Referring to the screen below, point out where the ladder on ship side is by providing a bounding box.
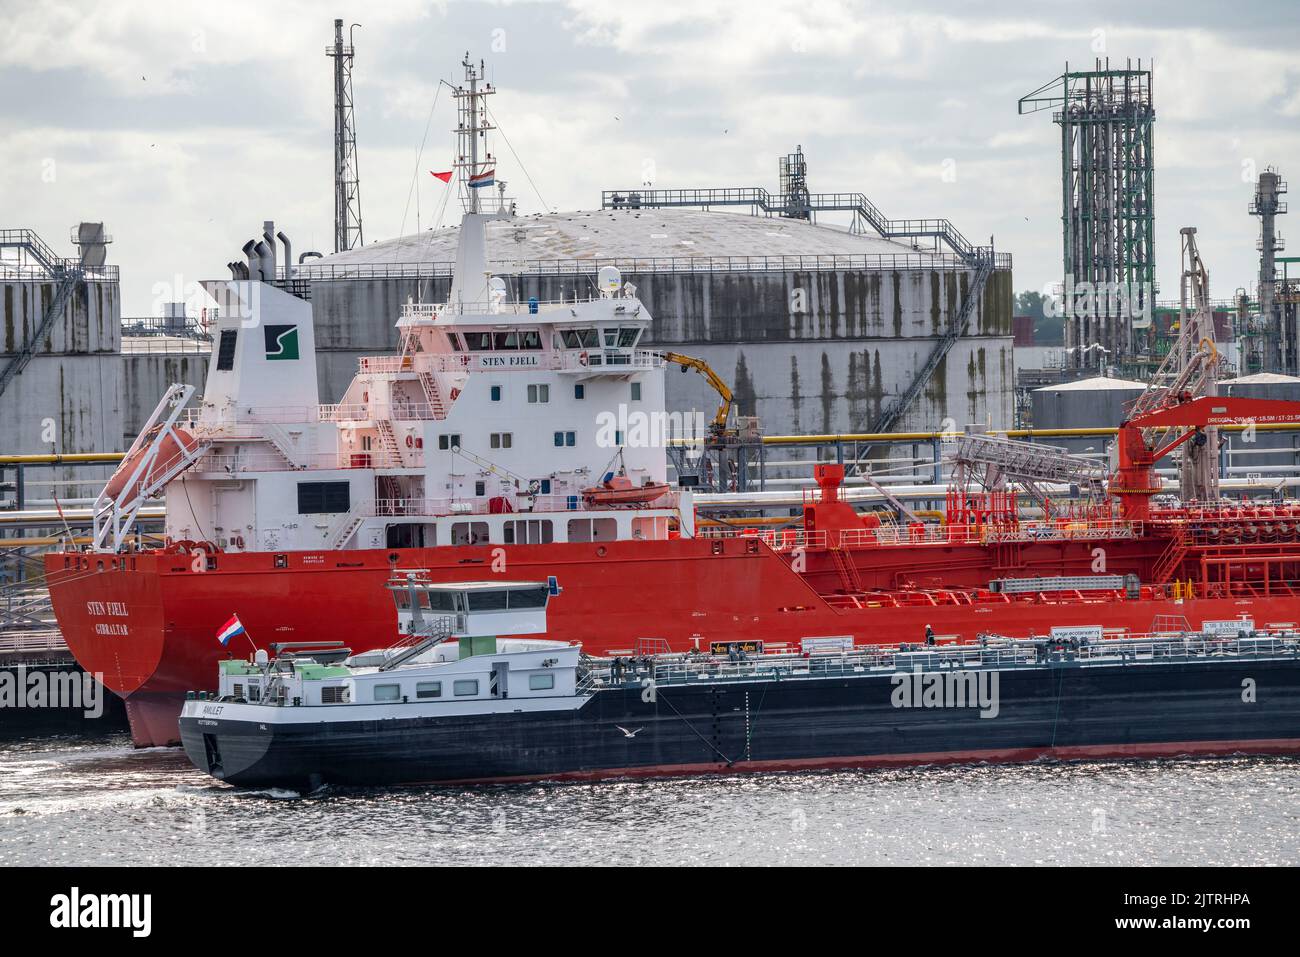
[829,547,863,593]
[417,372,448,419]
[1151,525,1191,585]
[379,615,457,671]
[375,419,404,467]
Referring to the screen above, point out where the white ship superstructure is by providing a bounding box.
[103,57,691,557]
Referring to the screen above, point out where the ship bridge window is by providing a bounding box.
[216,330,238,371]
[493,331,520,350]
[424,591,464,613]
[298,481,350,515]
[561,329,599,349]
[448,334,465,351]
[618,327,640,347]
[463,331,492,351]
[519,330,542,349]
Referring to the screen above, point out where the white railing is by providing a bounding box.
[357,349,665,375]
[192,449,423,474]
[318,401,440,422]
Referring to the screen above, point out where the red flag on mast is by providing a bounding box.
[429,170,453,183]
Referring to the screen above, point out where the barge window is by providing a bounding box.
[416,681,442,699]
[453,679,479,697]
[508,586,549,609]
[373,684,401,702]
[298,481,350,515]
[467,590,508,612]
[529,673,555,691]
[216,330,239,371]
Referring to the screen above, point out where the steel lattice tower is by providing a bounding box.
[1020,59,1155,370]
[327,19,364,252]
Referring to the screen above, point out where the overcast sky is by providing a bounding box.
[3,0,1298,315]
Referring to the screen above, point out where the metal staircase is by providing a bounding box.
[0,230,86,401]
[417,372,448,419]
[378,615,458,672]
[829,548,863,593]
[1151,525,1191,585]
[375,419,404,466]
[870,253,995,434]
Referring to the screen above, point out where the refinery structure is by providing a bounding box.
[2,23,1300,723]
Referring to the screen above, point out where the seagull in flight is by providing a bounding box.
[615,726,643,738]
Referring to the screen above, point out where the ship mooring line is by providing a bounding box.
[654,688,734,767]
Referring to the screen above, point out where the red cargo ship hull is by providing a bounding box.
[45,532,1300,747]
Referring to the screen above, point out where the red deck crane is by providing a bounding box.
[1111,395,1300,521]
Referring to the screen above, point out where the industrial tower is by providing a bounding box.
[1250,168,1290,372]
[327,19,364,252]
[1020,60,1156,371]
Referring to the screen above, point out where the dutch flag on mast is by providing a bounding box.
[468,167,495,189]
[217,614,246,647]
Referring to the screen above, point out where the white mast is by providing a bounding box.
[448,54,512,311]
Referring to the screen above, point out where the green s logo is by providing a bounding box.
[264,325,299,360]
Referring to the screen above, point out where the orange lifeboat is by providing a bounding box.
[581,475,670,507]
[102,426,199,501]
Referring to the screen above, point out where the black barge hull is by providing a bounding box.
[180,653,1300,788]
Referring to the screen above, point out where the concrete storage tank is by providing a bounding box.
[1220,372,1300,473]
[298,207,1015,436]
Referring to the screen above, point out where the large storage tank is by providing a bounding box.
[1220,373,1300,473]
[300,207,1015,435]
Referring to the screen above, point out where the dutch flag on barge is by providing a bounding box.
[217,614,246,647]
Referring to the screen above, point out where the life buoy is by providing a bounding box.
[233,535,245,549]
[579,351,589,367]
[406,434,414,448]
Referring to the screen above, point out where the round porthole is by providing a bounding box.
[596,546,608,557]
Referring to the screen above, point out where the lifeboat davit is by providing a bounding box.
[102,425,199,501]
[582,475,670,507]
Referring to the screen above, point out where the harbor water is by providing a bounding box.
[2,733,1297,866]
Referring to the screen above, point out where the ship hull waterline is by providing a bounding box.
[48,535,1300,747]
[179,656,1300,789]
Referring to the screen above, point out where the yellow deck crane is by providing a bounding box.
[656,351,737,445]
